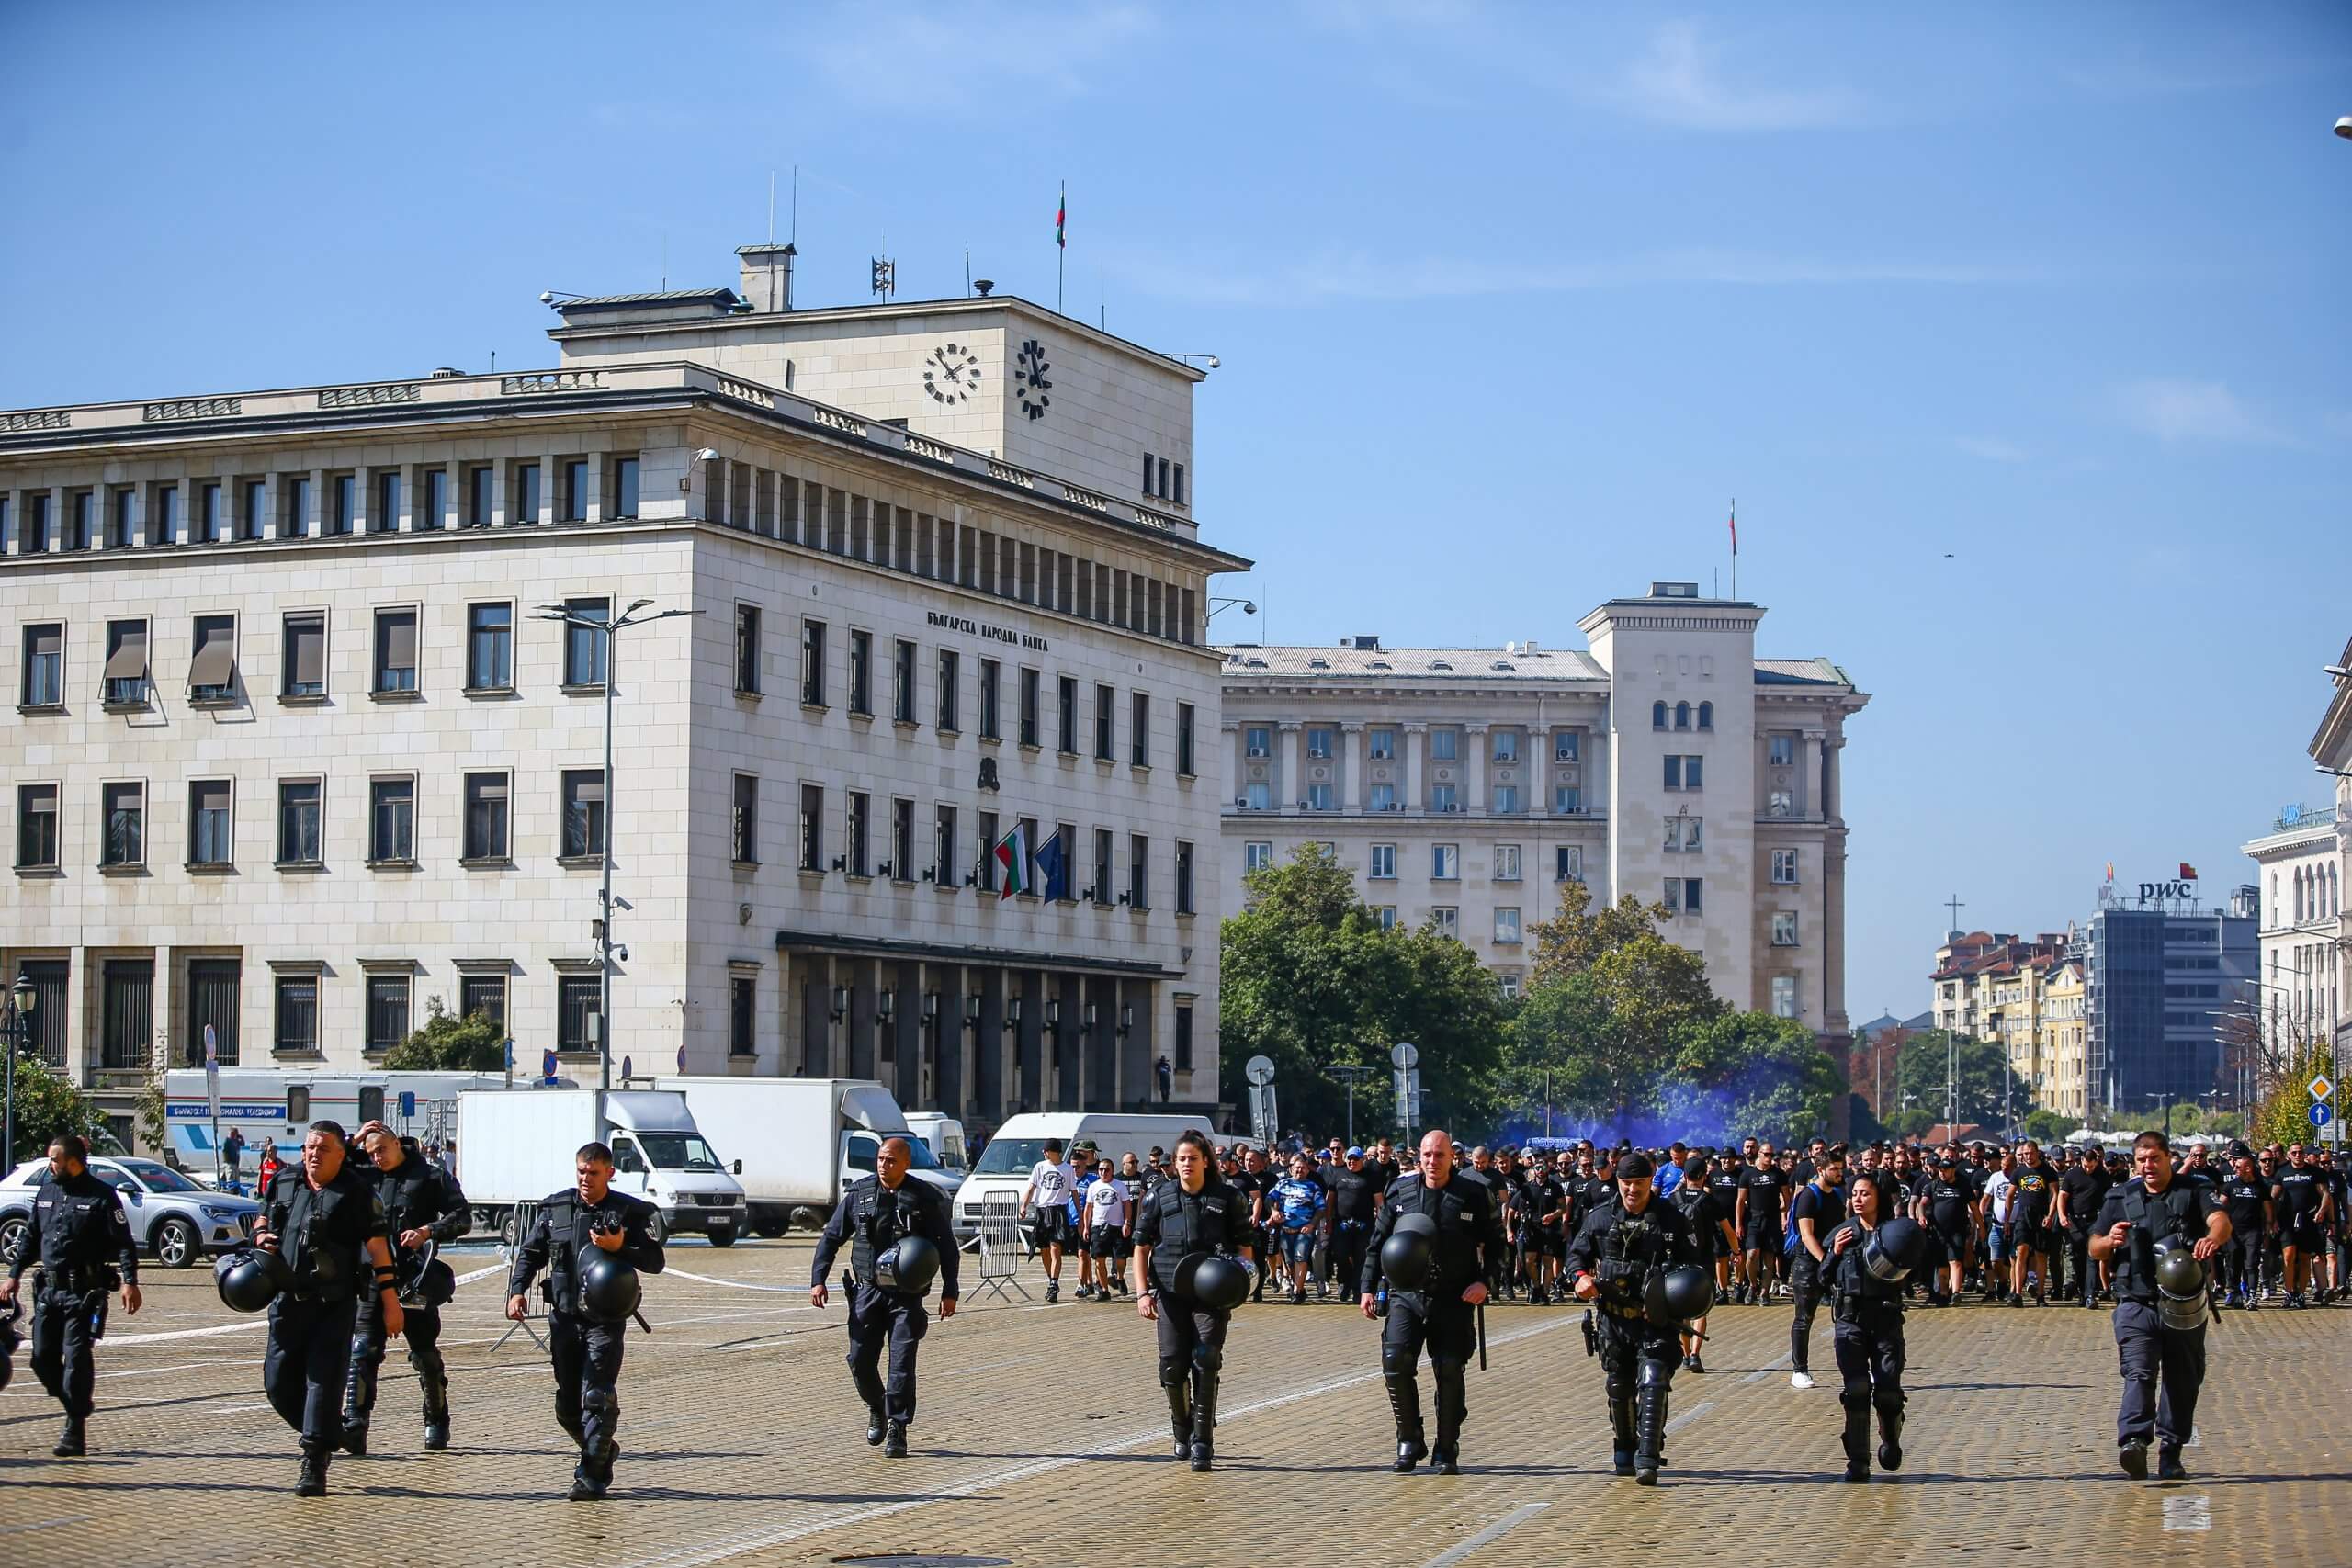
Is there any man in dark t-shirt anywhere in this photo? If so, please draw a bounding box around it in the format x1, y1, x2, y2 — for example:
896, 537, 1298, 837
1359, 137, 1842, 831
2272, 1145, 2331, 1307
1919, 1153, 1976, 1304
2007, 1142, 2059, 1306
2057, 1145, 2112, 1307
2218, 1148, 2271, 1308
1708, 1155, 1748, 1301
1738, 1148, 1790, 1299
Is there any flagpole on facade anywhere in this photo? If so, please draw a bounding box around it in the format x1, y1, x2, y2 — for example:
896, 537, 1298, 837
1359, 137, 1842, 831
1729, 499, 1737, 599
1057, 179, 1066, 314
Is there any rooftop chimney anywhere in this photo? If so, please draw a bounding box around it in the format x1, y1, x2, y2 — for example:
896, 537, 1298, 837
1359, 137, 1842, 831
736, 243, 796, 313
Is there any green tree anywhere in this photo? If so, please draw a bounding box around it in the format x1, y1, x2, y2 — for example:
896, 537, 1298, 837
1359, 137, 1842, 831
383, 998, 505, 1073
2021, 1108, 2083, 1144
136, 1066, 168, 1156
1890, 1030, 2007, 1129
2251, 1045, 2333, 1149
1668, 1010, 1847, 1145
1219, 846, 1510, 1138
1527, 881, 1678, 988
6, 1056, 109, 1165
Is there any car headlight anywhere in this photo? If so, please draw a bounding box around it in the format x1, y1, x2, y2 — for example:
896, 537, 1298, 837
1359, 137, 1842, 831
203, 1205, 241, 1221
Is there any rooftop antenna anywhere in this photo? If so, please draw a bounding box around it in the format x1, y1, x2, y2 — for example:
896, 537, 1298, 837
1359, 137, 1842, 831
791, 165, 798, 244
660, 231, 667, 292
965, 243, 971, 298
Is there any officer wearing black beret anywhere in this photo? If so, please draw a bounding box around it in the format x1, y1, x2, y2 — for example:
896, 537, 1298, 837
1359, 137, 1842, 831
2089, 1130, 2228, 1481
1131, 1128, 1256, 1472
507, 1141, 666, 1500
1566, 1151, 1699, 1485
0, 1134, 142, 1458
1361, 1129, 1503, 1476
254, 1120, 401, 1495
812, 1135, 960, 1458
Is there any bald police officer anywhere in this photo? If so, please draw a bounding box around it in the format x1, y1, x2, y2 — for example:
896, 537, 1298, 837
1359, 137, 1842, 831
812, 1135, 960, 1459
1362, 1129, 1503, 1475
0, 1134, 142, 1457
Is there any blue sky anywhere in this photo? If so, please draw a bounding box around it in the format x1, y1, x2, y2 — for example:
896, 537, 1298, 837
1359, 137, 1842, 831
4, 3, 2346, 1025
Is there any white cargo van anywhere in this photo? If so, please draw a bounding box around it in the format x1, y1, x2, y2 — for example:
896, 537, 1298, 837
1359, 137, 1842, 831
953, 1111, 1214, 1235
652, 1077, 959, 1236
457, 1089, 747, 1245
904, 1111, 969, 1174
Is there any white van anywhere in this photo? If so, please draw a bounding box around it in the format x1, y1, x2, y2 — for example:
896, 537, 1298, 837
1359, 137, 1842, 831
954, 1111, 1214, 1234
904, 1111, 970, 1175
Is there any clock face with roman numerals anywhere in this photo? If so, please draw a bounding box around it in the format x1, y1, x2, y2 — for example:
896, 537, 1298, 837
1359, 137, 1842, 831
1014, 338, 1053, 421
922, 343, 981, 405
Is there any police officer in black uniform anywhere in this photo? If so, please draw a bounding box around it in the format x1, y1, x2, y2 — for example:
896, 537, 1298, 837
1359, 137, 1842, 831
506, 1141, 666, 1500
254, 1120, 401, 1495
1824, 1170, 1913, 1482
811, 1134, 960, 1458
2089, 1130, 2229, 1481
1131, 1128, 1255, 1471
1361, 1129, 1501, 1476
342, 1120, 470, 1454
0, 1134, 142, 1457
1566, 1152, 1698, 1485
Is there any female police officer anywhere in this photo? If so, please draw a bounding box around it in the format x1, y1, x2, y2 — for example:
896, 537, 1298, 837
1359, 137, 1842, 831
1825, 1170, 1923, 1483
1130, 1128, 1255, 1472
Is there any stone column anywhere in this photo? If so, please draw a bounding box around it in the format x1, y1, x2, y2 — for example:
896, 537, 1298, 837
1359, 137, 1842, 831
1340, 722, 1364, 811
1405, 723, 1428, 811
1464, 724, 1488, 814
1278, 722, 1303, 811
1823, 841, 1850, 1037
973, 969, 1004, 1122
1121, 983, 1155, 1115
891, 960, 923, 1107
845, 961, 876, 1080
1801, 730, 1825, 818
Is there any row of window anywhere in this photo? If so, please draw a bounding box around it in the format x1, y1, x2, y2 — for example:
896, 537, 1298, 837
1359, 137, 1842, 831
1139, 451, 1187, 505
769, 614, 1197, 772
705, 457, 1201, 649
1651, 701, 1714, 731
1, 458, 634, 554
1237, 781, 1587, 815
1242, 725, 1586, 766
19, 599, 606, 710
1346, 902, 1807, 953
1238, 840, 1804, 887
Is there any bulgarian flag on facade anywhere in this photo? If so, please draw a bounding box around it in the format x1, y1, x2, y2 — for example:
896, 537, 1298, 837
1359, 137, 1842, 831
1056, 182, 1066, 249
993, 822, 1031, 899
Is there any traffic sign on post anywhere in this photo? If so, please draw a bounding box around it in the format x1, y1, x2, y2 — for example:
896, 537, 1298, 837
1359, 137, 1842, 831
2310, 1075, 2334, 1103
1391, 1042, 1419, 1071
2311, 1102, 2334, 1130
1245, 1055, 1276, 1088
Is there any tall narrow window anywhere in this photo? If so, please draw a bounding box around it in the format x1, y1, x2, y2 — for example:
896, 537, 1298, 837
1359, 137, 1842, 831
467, 465, 493, 526
978, 811, 1000, 891
799, 784, 825, 871
188, 780, 232, 866
558, 976, 601, 1052
366, 974, 412, 1054
372, 469, 401, 533
1131, 692, 1151, 766
733, 773, 760, 863
275, 976, 319, 1055
22, 624, 63, 706
801, 619, 828, 705
281, 613, 326, 698
101, 782, 145, 867
1128, 833, 1149, 908
333, 473, 358, 534
561, 770, 605, 858
420, 467, 447, 530
936, 649, 960, 730
103, 619, 150, 705
560, 458, 589, 522
1176, 840, 1195, 914
978, 659, 1001, 739
848, 630, 873, 715
735, 605, 763, 694
730, 974, 756, 1057
896, 640, 919, 724
891, 798, 914, 880
16, 785, 59, 871
512, 461, 541, 524
198, 481, 222, 543
277, 780, 322, 864
610, 456, 640, 517
368, 777, 415, 863
1093, 827, 1114, 904
253, 479, 278, 540
373, 608, 418, 693
1019, 667, 1041, 746
1177, 702, 1196, 775
933, 804, 956, 884
1094, 683, 1114, 761
1057, 676, 1079, 753
464, 773, 510, 860
563, 596, 609, 686
109, 489, 135, 547
468, 603, 514, 691
846, 792, 870, 876
1174, 1003, 1194, 1070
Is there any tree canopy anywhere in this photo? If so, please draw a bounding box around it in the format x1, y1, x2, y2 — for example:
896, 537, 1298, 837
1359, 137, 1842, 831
383, 998, 505, 1073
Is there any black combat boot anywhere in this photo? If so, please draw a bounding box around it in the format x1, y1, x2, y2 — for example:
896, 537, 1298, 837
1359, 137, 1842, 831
1611, 1396, 1637, 1476
1840, 1397, 1871, 1483
1431, 1364, 1467, 1474
2156, 1443, 2188, 1481
2119, 1438, 2149, 1480
1164, 1379, 1193, 1459
53, 1415, 85, 1459
1385, 1374, 1425, 1472
423, 1374, 452, 1450
883, 1422, 910, 1459
865, 1403, 888, 1446
1876, 1402, 1905, 1472
1188, 1363, 1220, 1472
569, 1440, 616, 1500
297, 1444, 331, 1497
340, 1419, 368, 1457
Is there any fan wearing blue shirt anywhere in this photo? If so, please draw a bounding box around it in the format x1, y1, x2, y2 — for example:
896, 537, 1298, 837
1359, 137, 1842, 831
1271, 1154, 1328, 1305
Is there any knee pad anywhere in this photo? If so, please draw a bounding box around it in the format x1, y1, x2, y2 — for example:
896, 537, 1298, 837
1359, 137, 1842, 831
1635, 1357, 1672, 1390
582, 1386, 618, 1420
1430, 1356, 1466, 1382
1192, 1344, 1223, 1376
1840, 1384, 1872, 1413
1159, 1356, 1187, 1388
1380, 1345, 1417, 1379
1604, 1374, 1632, 1403
1874, 1391, 1906, 1417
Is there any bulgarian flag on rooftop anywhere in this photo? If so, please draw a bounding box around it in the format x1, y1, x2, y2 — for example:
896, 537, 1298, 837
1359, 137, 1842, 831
994, 823, 1031, 900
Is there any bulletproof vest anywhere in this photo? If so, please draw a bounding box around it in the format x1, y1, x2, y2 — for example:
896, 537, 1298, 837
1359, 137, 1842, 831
1671, 1181, 1707, 1224
375, 1152, 453, 1251
849, 1178, 928, 1284
30, 1174, 120, 1282
1832, 1221, 1901, 1305
1394, 1178, 1486, 1289
541, 1193, 632, 1316
270, 1170, 368, 1301
1148, 1180, 1238, 1287
2115, 1180, 2203, 1303
1597, 1203, 1674, 1298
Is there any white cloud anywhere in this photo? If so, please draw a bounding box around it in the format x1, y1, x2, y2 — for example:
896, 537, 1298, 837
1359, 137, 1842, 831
1955, 435, 2028, 462
1105, 243, 2048, 307
1605, 19, 1864, 130
2111, 378, 2286, 445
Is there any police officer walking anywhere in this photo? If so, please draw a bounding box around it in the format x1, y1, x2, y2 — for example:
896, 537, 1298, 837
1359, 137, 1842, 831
2088, 1130, 2230, 1481
254, 1120, 402, 1495
342, 1120, 470, 1454
811, 1135, 960, 1459
1566, 1152, 1698, 1485
1130, 1129, 1256, 1472
506, 1141, 666, 1500
1361, 1129, 1502, 1476
1824, 1171, 1922, 1483
0, 1134, 142, 1457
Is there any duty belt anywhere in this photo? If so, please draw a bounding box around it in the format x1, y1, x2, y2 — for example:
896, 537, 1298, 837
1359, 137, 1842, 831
1600, 1298, 1647, 1322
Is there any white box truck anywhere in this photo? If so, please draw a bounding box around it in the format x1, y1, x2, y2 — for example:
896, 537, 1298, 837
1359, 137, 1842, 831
457, 1088, 747, 1246
651, 1077, 960, 1236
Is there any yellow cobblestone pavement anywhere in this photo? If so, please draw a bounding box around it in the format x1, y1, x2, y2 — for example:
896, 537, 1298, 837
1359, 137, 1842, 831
2, 1242, 2346, 1567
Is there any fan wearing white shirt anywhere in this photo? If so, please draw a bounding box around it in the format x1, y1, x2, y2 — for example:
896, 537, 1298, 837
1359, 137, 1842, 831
1020, 1141, 1080, 1303
1080, 1160, 1134, 1300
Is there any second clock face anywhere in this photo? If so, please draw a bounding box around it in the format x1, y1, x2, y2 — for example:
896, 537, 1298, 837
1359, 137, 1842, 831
1014, 338, 1052, 421
922, 342, 981, 405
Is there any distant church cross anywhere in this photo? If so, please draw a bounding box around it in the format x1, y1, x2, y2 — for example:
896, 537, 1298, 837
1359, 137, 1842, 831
1945, 893, 1965, 933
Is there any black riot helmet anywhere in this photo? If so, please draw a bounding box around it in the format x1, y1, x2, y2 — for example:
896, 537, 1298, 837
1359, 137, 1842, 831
2152, 1237, 2209, 1330
1644, 1264, 1713, 1328
1380, 1213, 1439, 1291
213, 1247, 292, 1314
1175, 1251, 1250, 1311
1863, 1217, 1928, 1283
875, 1235, 943, 1295
579, 1252, 643, 1323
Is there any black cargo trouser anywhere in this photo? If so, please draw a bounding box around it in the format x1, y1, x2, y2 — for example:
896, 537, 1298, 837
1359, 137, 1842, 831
549, 1310, 627, 1465
1790, 1256, 1827, 1371
265, 1293, 360, 1451
1382, 1287, 1477, 1448
846, 1281, 931, 1424
29, 1280, 100, 1417
345, 1291, 446, 1430
1329, 1222, 1370, 1293
2113, 1300, 2203, 1450
2220, 1235, 2262, 1299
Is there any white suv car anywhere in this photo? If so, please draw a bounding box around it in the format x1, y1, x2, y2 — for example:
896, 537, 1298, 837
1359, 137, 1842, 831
0, 1156, 262, 1269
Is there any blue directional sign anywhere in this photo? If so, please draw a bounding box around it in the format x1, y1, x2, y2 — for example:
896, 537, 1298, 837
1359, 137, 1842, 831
2312, 1102, 2334, 1129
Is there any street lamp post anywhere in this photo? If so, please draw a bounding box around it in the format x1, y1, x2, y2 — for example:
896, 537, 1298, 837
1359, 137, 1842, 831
533, 599, 699, 1089
3, 968, 39, 1168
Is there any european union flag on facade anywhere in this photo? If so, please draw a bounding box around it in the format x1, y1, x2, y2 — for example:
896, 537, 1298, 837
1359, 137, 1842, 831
1035, 829, 1071, 901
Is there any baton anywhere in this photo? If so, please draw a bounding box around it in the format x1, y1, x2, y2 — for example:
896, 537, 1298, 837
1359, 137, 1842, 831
1476, 1299, 1487, 1371
632, 1309, 652, 1335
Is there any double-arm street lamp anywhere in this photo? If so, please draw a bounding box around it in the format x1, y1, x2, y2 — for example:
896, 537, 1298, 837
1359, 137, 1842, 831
532, 599, 700, 1089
